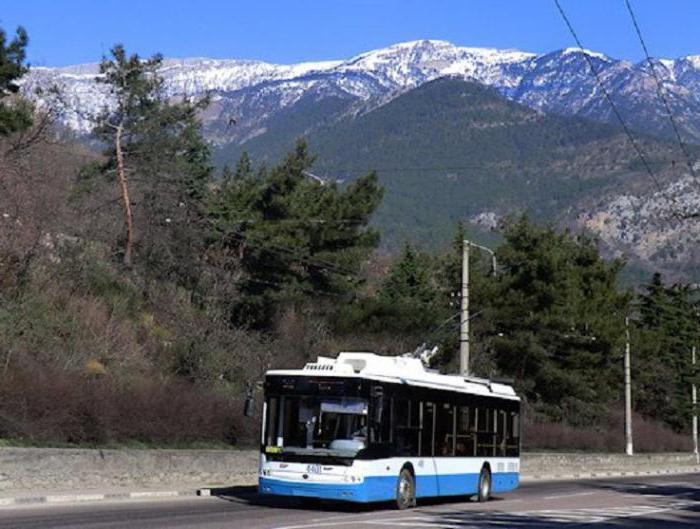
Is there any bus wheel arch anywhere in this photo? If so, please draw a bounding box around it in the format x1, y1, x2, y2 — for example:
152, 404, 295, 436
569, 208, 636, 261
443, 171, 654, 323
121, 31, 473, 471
477, 463, 492, 502
395, 464, 416, 510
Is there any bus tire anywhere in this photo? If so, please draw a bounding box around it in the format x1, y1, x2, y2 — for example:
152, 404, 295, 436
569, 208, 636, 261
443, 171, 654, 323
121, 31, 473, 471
395, 467, 416, 510
477, 466, 491, 502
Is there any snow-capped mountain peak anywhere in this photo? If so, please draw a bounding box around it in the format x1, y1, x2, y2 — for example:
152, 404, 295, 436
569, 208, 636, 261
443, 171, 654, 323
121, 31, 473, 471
23, 38, 700, 145
557, 47, 612, 61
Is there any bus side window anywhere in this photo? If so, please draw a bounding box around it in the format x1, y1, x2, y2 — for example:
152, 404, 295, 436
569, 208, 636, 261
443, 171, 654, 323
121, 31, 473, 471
393, 399, 419, 456
507, 412, 520, 457
371, 397, 392, 444
473, 407, 479, 456
497, 410, 507, 456
434, 402, 454, 457
455, 406, 473, 456
420, 402, 436, 457
265, 398, 278, 446
477, 408, 495, 457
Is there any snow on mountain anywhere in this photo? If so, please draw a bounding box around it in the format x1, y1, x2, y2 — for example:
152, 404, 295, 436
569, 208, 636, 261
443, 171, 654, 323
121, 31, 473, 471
25, 38, 700, 146
22, 39, 700, 273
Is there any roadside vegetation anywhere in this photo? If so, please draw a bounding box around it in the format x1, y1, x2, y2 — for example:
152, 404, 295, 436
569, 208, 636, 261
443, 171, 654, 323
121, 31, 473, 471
0, 26, 696, 451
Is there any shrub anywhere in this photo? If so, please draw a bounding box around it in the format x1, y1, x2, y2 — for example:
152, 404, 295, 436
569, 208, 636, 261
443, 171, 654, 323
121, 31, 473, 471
523, 408, 692, 453
0, 368, 249, 447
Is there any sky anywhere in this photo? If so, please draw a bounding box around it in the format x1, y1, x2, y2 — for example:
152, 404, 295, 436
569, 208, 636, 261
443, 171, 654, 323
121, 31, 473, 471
1, 0, 699, 67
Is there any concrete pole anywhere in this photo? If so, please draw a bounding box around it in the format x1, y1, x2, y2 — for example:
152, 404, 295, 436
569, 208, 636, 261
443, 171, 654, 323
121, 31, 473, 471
624, 316, 634, 456
460, 240, 470, 376
693, 345, 699, 465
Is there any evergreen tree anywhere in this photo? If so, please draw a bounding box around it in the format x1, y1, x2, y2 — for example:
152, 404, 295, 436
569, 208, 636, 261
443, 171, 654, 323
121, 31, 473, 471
487, 216, 630, 424
0, 25, 32, 135
210, 140, 383, 328
340, 244, 444, 335
90, 44, 212, 280
634, 274, 697, 430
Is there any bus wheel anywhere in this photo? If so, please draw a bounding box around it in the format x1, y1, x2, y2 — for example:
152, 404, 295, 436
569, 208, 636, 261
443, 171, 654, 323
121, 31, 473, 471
395, 468, 416, 510
477, 467, 491, 502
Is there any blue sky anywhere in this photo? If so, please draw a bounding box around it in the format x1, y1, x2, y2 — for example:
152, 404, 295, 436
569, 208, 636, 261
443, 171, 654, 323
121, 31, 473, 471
2, 0, 699, 67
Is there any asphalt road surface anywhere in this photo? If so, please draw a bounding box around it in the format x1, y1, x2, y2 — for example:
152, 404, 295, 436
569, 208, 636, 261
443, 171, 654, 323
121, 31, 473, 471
1, 473, 698, 529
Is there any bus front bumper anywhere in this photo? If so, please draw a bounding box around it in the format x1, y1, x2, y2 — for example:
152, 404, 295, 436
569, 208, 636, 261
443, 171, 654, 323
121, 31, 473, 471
258, 476, 386, 503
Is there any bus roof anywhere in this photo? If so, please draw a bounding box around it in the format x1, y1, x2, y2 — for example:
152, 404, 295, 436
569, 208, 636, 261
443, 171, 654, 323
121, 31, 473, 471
265, 352, 519, 401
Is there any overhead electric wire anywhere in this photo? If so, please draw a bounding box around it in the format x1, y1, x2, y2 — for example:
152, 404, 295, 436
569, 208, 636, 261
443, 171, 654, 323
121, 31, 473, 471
308, 159, 692, 176
238, 275, 347, 299
229, 228, 359, 278
220, 237, 357, 300
624, 0, 699, 182
553, 0, 684, 222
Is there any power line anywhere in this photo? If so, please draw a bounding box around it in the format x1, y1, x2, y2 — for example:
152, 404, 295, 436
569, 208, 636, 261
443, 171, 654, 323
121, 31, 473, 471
211, 218, 366, 226
213, 234, 359, 299
553, 0, 684, 223
239, 275, 347, 299
310, 159, 691, 175
228, 229, 360, 278
624, 0, 698, 181
207, 216, 372, 277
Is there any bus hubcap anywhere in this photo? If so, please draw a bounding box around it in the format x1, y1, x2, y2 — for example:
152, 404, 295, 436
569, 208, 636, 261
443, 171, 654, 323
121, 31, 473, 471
399, 475, 412, 504
481, 475, 490, 497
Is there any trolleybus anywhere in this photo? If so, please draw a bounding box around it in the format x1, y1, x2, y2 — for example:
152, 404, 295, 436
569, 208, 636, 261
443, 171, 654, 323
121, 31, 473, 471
258, 352, 520, 508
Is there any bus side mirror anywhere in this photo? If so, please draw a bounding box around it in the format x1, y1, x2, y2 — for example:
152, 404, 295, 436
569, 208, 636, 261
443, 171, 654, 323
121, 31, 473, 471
243, 384, 255, 417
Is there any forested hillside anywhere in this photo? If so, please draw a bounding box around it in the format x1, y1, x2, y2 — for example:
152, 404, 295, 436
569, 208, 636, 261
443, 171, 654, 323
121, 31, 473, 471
217, 78, 685, 249
1, 27, 698, 452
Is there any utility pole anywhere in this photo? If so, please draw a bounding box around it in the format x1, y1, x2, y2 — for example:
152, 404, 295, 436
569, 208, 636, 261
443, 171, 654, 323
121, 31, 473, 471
460, 240, 497, 376
693, 345, 699, 464
624, 316, 634, 456
460, 241, 470, 375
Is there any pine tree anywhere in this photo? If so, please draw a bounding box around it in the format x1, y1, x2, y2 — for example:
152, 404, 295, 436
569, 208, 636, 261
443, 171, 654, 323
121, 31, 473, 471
0, 25, 32, 135
634, 274, 697, 430
210, 140, 383, 329
91, 44, 212, 278
487, 216, 629, 424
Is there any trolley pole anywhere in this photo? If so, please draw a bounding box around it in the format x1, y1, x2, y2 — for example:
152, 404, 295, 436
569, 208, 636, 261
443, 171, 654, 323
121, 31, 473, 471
460, 241, 470, 376
624, 316, 634, 456
693, 345, 699, 464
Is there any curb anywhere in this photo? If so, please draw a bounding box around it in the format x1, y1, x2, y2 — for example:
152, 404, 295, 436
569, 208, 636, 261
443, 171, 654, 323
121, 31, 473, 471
1, 467, 698, 508
521, 466, 700, 482
0, 489, 199, 508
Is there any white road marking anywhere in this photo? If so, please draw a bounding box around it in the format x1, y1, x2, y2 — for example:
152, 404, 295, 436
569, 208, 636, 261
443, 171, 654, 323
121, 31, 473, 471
542, 491, 595, 500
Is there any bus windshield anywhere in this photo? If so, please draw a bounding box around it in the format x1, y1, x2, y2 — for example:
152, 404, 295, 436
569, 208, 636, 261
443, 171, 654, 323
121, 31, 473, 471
265, 396, 369, 458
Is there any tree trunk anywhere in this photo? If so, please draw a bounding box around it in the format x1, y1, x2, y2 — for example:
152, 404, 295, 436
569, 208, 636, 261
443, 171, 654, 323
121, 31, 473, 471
115, 123, 134, 267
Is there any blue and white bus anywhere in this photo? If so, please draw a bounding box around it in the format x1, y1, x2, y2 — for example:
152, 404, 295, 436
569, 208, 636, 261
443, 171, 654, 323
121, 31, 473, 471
258, 352, 521, 508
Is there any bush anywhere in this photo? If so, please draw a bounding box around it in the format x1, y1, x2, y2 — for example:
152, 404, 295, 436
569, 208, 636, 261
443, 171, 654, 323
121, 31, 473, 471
0, 368, 250, 447
523, 408, 692, 453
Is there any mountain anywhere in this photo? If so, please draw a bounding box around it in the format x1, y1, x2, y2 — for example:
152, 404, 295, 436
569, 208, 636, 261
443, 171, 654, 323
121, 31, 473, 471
224, 77, 689, 250
25, 40, 700, 146
23, 40, 700, 279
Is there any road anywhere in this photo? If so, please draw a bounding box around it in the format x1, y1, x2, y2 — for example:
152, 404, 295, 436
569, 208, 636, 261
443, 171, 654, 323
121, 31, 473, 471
0, 473, 698, 529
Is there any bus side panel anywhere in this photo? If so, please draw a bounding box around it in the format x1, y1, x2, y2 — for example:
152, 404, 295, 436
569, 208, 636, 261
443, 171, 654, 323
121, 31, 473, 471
433, 458, 520, 496
356, 458, 441, 500
360, 458, 440, 498
492, 472, 520, 493
433, 458, 480, 496
415, 459, 439, 498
